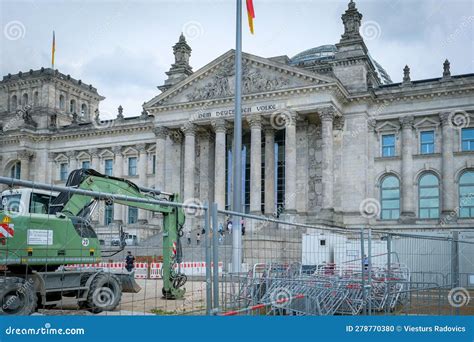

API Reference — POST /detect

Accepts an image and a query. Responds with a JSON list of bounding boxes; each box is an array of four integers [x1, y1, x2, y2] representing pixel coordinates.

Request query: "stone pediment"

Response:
[[146, 50, 335, 107]]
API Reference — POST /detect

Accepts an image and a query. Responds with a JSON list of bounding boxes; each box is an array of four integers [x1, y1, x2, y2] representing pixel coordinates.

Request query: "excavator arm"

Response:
[[50, 169, 187, 299]]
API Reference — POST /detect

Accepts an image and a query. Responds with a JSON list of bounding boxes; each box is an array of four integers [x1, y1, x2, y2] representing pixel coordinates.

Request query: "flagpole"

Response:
[[231, 0, 243, 273]]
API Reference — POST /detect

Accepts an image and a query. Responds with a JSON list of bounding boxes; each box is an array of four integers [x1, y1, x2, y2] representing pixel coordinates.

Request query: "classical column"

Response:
[[399, 116, 415, 221], [90, 148, 100, 171], [18, 150, 32, 180], [66, 151, 77, 171], [248, 116, 262, 213], [264, 126, 276, 215], [153, 126, 168, 192], [212, 119, 227, 210], [137, 143, 148, 223], [112, 146, 123, 224], [182, 122, 196, 202], [320, 108, 335, 212], [285, 112, 297, 213], [440, 112, 456, 220], [198, 129, 211, 203]]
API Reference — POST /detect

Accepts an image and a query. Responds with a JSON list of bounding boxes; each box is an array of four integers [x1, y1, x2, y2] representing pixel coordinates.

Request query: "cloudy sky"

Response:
[[1, 0, 473, 118]]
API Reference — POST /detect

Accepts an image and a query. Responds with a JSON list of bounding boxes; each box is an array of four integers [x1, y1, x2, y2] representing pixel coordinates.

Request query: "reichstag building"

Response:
[[1, 1, 473, 242]]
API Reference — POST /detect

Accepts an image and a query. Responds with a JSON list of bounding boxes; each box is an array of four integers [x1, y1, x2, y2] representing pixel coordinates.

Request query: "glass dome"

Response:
[[289, 44, 393, 85]]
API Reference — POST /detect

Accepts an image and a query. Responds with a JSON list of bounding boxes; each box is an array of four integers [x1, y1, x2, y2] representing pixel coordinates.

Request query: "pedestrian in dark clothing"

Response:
[[196, 232, 201, 245], [125, 251, 135, 272]]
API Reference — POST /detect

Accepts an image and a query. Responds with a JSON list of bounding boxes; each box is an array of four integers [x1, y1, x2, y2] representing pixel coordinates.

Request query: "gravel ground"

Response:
[[37, 279, 208, 316]]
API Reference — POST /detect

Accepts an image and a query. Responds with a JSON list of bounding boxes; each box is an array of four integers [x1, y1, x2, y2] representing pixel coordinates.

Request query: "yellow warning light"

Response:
[[2, 216, 11, 224]]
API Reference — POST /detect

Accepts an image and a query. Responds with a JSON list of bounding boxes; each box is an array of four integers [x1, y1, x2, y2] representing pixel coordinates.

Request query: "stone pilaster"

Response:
[[66, 151, 77, 171], [212, 119, 227, 211], [153, 126, 168, 192], [90, 148, 100, 171], [399, 116, 415, 222], [248, 116, 262, 214], [439, 112, 456, 222], [18, 150, 33, 181], [198, 129, 212, 204], [284, 112, 297, 213], [320, 108, 335, 213], [264, 126, 276, 215], [112, 146, 123, 224], [182, 122, 196, 201], [137, 143, 148, 223], [366, 118, 377, 201]]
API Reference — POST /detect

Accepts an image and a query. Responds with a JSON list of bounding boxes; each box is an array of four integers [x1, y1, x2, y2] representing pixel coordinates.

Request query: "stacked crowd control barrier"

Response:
[[64, 261, 223, 279], [222, 262, 411, 316]]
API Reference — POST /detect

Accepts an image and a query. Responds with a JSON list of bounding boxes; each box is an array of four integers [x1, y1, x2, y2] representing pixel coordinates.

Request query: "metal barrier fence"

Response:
[[210, 208, 474, 316], [1, 176, 473, 316]]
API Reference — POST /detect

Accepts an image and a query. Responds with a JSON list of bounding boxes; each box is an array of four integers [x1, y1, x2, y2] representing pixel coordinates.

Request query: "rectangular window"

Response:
[[105, 159, 113, 176], [382, 134, 395, 157], [461, 128, 474, 151], [128, 157, 137, 176], [420, 131, 435, 154], [128, 207, 138, 224], [152, 155, 156, 175], [104, 204, 114, 225], [60, 163, 68, 181], [82, 161, 90, 169]]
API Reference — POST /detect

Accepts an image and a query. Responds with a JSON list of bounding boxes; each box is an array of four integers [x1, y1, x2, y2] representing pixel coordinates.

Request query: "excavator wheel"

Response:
[[0, 277, 36, 315], [85, 273, 122, 313]]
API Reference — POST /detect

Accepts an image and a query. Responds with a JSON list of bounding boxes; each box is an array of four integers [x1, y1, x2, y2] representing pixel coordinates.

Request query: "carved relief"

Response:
[[186, 58, 291, 101]]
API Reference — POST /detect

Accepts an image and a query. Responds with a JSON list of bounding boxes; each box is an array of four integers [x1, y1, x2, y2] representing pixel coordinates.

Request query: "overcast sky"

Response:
[[1, 0, 473, 118]]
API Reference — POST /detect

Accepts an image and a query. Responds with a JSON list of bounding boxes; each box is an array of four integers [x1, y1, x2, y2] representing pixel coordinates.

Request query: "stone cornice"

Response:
[[148, 83, 346, 113]]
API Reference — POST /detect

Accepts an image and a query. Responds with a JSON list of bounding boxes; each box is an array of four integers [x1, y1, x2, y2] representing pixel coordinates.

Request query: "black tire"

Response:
[[86, 273, 122, 313], [0, 277, 36, 315]]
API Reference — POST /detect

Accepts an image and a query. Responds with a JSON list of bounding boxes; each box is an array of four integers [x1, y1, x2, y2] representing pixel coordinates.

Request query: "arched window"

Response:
[[380, 175, 400, 220], [11, 95, 17, 111], [34, 91, 39, 106], [419, 173, 440, 219], [459, 171, 474, 218], [22, 93, 28, 106], [81, 103, 88, 116], [59, 95, 65, 110], [10, 162, 21, 179], [70, 99, 76, 113]]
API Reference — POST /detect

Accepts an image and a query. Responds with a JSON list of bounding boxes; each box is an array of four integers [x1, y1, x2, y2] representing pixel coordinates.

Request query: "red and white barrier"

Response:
[[150, 263, 163, 279], [134, 262, 148, 279], [64, 261, 223, 279]]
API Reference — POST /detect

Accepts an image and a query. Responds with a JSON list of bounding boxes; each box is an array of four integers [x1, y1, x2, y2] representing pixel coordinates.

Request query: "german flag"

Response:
[[246, 0, 255, 34], [51, 31, 56, 68]]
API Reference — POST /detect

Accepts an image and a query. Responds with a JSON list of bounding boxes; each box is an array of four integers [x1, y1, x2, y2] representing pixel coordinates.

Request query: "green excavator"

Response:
[[0, 169, 187, 315]]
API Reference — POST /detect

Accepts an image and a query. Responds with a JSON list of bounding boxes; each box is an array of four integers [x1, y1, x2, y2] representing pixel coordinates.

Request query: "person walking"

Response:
[[196, 232, 201, 245], [186, 231, 191, 245], [125, 251, 135, 272]]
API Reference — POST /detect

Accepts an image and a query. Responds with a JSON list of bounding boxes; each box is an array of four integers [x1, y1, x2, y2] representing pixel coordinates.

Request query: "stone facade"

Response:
[[1, 1, 473, 244]]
